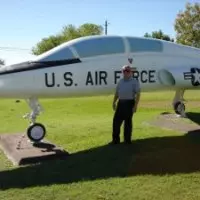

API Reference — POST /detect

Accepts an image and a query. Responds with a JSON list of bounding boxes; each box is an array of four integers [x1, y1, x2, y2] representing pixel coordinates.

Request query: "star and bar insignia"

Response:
[[183, 68, 200, 86]]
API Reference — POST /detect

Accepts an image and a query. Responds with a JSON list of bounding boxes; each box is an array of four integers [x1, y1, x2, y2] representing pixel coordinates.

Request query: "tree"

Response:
[[174, 2, 200, 48], [78, 23, 103, 36], [32, 23, 103, 55], [144, 30, 174, 42], [144, 32, 152, 38], [60, 24, 82, 42], [0, 59, 5, 66], [32, 35, 63, 55]]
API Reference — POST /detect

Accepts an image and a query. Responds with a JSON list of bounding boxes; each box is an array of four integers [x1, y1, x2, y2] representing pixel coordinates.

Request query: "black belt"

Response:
[[119, 99, 134, 101]]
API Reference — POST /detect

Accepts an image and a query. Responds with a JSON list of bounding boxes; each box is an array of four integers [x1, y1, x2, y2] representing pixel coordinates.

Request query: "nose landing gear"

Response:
[[23, 98, 46, 143]]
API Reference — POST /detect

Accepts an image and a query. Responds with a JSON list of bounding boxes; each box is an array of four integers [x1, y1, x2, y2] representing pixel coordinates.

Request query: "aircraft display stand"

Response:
[[146, 112, 200, 133], [0, 133, 69, 166]]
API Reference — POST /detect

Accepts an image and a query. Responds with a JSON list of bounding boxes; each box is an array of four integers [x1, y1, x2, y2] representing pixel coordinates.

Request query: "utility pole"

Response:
[[104, 20, 109, 35]]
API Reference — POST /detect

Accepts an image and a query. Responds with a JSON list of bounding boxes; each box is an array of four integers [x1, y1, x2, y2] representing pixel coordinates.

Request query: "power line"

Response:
[[0, 46, 31, 52]]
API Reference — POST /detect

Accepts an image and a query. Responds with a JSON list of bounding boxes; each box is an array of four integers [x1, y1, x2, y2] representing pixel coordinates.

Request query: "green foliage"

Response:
[[78, 23, 103, 36], [0, 59, 5, 66], [32, 35, 62, 55], [32, 23, 103, 55], [174, 2, 200, 48], [144, 30, 174, 42]]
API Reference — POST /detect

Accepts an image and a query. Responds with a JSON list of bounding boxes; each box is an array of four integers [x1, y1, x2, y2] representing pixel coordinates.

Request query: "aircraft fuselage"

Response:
[[0, 35, 200, 99]]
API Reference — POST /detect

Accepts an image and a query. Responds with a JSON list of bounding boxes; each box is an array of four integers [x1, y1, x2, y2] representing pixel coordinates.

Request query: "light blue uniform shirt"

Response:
[[116, 77, 140, 100]]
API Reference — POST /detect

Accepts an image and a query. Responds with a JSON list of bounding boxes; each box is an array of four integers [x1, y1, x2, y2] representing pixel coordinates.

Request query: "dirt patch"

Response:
[[140, 101, 200, 109], [146, 112, 200, 132]]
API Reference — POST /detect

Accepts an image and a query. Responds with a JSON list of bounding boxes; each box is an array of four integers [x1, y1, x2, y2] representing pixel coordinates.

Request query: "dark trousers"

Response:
[[112, 99, 135, 143]]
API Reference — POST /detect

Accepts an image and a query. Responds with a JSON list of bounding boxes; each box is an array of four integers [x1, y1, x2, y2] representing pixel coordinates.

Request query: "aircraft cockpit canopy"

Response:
[[28, 36, 163, 62], [34, 45, 76, 62], [72, 36, 125, 58], [35, 36, 126, 62]]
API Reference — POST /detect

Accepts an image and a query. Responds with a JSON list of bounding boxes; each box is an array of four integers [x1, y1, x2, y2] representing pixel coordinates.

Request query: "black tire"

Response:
[[174, 101, 185, 115], [27, 123, 46, 143]]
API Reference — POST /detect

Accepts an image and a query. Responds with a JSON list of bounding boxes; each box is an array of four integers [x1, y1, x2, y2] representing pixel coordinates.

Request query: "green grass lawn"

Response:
[[1, 90, 200, 199]]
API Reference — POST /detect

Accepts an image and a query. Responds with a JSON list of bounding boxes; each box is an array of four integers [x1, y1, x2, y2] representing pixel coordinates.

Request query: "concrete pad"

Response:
[[146, 112, 200, 133], [0, 133, 69, 166]]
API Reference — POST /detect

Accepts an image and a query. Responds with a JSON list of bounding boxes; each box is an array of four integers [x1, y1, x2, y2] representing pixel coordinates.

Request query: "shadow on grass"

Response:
[[1, 129, 200, 190], [187, 112, 200, 126]]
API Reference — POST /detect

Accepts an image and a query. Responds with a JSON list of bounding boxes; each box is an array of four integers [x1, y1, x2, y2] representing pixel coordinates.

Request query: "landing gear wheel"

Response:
[[174, 101, 185, 115], [27, 123, 46, 143]]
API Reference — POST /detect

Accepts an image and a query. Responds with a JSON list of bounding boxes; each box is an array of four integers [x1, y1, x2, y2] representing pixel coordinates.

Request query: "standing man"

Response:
[[111, 65, 140, 144]]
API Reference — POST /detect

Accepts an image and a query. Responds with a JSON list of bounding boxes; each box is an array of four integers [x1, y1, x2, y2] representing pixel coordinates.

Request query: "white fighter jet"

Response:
[[1, 35, 200, 143]]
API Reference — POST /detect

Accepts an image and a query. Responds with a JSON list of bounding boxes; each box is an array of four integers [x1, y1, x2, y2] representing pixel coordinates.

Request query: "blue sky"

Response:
[[0, 0, 198, 65]]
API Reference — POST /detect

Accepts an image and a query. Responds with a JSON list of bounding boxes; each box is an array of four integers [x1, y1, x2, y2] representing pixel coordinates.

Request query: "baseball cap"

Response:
[[122, 65, 137, 72], [122, 65, 131, 72]]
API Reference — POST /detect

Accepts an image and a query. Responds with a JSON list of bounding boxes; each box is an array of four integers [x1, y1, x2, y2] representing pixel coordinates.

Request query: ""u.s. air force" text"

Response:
[[44, 70, 156, 87]]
